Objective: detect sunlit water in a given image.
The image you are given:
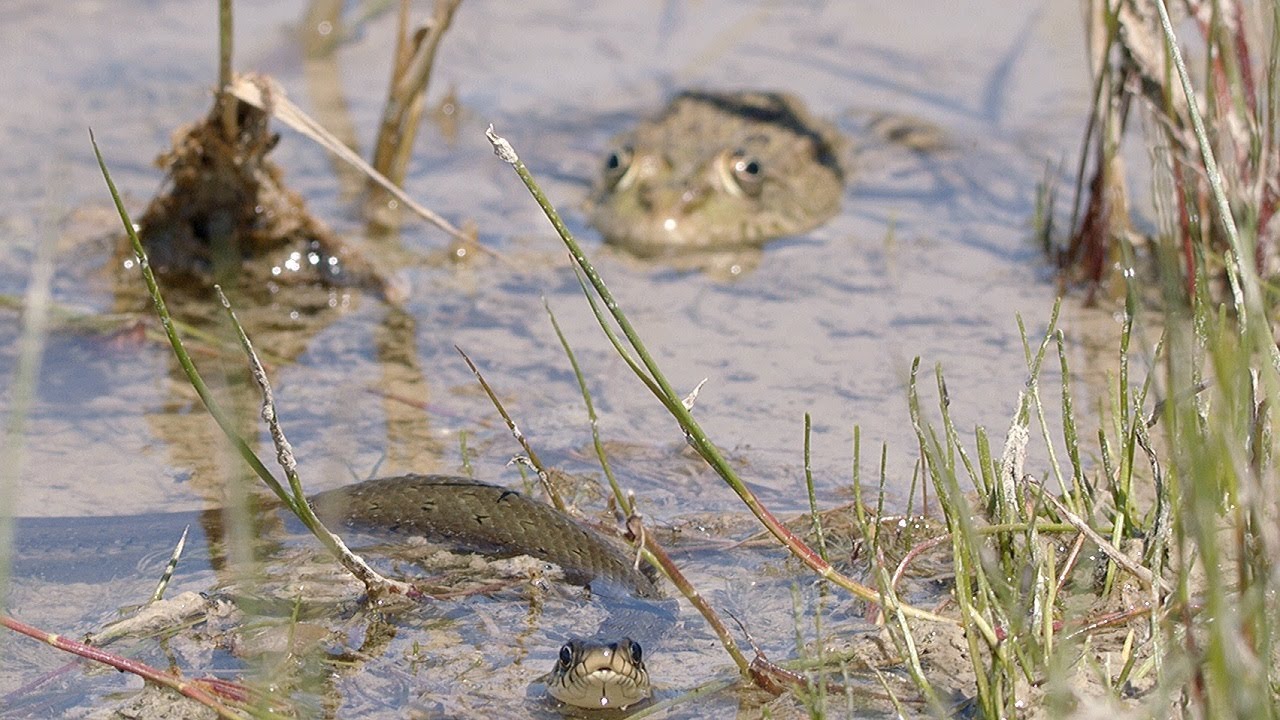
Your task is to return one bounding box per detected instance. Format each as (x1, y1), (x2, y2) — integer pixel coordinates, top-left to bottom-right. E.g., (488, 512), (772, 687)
(0, 1), (1111, 716)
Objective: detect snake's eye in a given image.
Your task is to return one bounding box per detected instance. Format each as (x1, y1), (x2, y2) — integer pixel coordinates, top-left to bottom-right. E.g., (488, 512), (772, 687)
(729, 150), (764, 197)
(629, 641), (643, 665)
(603, 145), (634, 187)
(558, 643), (574, 668)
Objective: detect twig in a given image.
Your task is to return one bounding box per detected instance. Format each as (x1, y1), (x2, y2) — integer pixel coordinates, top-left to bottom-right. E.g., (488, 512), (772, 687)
(634, 514), (751, 677)
(544, 299), (756, 677)
(1040, 490), (1171, 593)
(217, 0), (236, 138)
(1, 613), (248, 720)
(214, 286), (416, 599)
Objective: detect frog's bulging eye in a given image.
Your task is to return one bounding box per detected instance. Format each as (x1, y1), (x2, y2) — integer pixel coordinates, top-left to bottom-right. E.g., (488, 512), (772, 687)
(729, 150), (764, 197)
(603, 146), (634, 187)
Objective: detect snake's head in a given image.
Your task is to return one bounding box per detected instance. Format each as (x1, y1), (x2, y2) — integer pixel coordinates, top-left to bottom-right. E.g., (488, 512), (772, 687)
(546, 637), (651, 710)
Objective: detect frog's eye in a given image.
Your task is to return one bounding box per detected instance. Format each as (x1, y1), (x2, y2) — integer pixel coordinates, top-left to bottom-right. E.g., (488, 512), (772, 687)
(603, 145), (634, 186)
(729, 150), (764, 197)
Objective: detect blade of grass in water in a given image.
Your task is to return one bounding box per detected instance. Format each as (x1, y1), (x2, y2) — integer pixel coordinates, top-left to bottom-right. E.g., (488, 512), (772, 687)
(803, 413), (829, 562)
(0, 199), (57, 599)
(92, 130), (412, 599)
(543, 297), (752, 676)
(542, 297), (628, 511)
(213, 285), (414, 597)
(91, 129), (295, 513)
(454, 345), (566, 512)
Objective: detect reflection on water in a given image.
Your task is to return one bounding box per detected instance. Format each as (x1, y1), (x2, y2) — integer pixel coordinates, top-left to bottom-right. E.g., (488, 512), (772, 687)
(0, 0), (1109, 716)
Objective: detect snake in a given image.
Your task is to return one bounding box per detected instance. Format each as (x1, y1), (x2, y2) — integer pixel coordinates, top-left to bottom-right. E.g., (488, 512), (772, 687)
(311, 474), (665, 709)
(11, 474), (669, 711)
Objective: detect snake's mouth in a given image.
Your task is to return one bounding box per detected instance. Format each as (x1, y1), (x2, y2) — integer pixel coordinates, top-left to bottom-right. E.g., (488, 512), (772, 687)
(546, 638), (651, 710)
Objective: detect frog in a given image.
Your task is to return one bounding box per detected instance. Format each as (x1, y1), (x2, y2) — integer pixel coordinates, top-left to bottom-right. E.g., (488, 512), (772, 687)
(587, 90), (847, 256)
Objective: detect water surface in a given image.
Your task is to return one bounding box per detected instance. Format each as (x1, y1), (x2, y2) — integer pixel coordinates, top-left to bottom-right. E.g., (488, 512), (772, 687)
(0, 1), (1105, 716)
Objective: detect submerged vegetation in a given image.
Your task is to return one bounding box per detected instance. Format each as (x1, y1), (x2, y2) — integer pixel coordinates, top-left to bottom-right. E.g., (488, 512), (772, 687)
(3, 0), (1280, 718)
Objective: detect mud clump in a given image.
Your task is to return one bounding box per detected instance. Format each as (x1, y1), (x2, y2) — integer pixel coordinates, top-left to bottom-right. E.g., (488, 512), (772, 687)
(135, 78), (397, 303)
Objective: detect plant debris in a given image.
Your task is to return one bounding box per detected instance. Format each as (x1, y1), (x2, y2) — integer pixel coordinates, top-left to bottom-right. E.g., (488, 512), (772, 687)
(135, 74), (400, 303)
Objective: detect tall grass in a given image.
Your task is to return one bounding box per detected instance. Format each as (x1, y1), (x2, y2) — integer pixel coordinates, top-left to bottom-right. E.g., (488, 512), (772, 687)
(901, 0), (1280, 715)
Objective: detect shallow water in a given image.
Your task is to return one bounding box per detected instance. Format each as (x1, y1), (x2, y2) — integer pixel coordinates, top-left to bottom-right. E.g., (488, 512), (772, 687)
(0, 0), (1114, 716)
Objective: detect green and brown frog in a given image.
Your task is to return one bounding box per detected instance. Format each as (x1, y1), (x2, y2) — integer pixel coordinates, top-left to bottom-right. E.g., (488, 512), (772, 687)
(588, 91), (847, 256)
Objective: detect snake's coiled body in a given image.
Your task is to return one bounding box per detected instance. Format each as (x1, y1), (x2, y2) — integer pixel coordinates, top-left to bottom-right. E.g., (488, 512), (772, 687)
(311, 474), (660, 599)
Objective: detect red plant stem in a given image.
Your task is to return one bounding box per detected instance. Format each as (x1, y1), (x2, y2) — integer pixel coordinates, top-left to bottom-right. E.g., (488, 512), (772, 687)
(890, 534), (949, 592)
(1229, 1), (1257, 117)
(1173, 157), (1197, 299)
(638, 528), (751, 677)
(1, 613), (247, 719)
